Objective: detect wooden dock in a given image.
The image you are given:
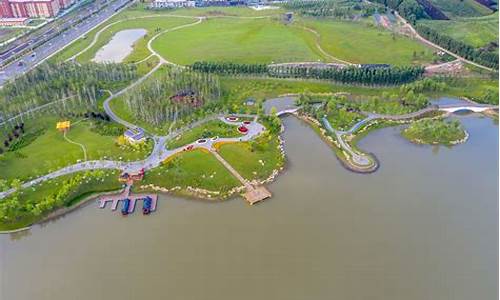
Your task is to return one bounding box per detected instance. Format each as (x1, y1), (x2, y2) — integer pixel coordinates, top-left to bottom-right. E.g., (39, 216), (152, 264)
(244, 185), (272, 205)
(211, 150), (272, 205)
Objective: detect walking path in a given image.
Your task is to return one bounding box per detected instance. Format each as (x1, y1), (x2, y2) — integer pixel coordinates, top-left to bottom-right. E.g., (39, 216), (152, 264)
(321, 103), (498, 170)
(63, 130), (88, 161)
(0, 115), (266, 200)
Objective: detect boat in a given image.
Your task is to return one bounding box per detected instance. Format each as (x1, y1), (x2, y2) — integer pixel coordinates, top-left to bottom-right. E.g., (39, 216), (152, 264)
(121, 199), (130, 215)
(142, 197), (152, 215)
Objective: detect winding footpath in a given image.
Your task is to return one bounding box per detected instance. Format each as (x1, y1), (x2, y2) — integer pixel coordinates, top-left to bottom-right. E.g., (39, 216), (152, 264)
(321, 103), (498, 171)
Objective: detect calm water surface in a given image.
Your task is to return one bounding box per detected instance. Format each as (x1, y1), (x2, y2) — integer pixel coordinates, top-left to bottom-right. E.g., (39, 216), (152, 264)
(93, 29), (146, 63)
(0, 112), (497, 300)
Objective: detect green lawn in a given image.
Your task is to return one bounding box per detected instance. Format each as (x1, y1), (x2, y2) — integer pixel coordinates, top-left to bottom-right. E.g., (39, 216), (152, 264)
(167, 120), (242, 149)
(53, 4), (284, 62)
(421, 12), (498, 48)
(429, 0), (493, 18)
(152, 17), (326, 64)
(140, 149), (240, 194)
(218, 132), (283, 181)
(0, 170), (122, 231)
(124, 3), (285, 18)
(0, 116), (151, 182)
(301, 18), (436, 65)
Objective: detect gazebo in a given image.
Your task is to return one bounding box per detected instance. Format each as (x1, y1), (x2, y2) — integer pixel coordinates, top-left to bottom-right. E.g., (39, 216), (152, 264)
(56, 121), (71, 132)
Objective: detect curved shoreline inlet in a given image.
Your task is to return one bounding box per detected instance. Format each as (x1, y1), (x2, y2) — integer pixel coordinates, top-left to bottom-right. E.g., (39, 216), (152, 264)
(92, 29), (147, 63)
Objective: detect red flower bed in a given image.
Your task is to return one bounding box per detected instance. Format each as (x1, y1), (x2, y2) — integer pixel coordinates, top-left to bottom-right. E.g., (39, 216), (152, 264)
(238, 126), (248, 134)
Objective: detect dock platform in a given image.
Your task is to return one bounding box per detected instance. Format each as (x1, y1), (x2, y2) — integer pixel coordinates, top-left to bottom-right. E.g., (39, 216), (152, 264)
(98, 183), (158, 214)
(244, 185), (272, 205)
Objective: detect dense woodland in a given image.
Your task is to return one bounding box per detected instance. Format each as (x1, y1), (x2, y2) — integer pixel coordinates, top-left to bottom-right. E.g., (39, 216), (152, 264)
(123, 67), (221, 126)
(191, 61), (425, 85)
(0, 62), (138, 126)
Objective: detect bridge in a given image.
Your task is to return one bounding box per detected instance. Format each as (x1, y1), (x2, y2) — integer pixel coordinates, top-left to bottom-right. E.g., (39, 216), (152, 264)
(438, 104), (498, 113)
(275, 108), (300, 117)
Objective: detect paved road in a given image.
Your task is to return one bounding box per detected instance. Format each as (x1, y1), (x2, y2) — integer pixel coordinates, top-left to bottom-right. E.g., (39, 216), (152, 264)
(0, 0), (132, 86)
(394, 11), (496, 72)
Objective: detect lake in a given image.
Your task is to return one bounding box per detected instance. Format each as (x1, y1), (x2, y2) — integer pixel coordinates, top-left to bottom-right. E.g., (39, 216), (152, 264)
(0, 107), (497, 300)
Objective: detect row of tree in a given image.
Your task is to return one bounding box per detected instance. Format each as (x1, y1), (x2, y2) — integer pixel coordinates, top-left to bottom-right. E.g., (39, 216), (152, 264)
(415, 24), (498, 69)
(191, 61), (425, 85)
(123, 67), (221, 127)
(282, 0), (382, 19)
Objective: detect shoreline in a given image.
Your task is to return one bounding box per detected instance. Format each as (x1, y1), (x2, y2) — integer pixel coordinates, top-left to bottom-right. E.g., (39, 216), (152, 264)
(0, 188), (122, 235)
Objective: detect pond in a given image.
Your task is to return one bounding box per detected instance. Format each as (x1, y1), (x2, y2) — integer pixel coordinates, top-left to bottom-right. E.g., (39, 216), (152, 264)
(92, 29), (147, 63)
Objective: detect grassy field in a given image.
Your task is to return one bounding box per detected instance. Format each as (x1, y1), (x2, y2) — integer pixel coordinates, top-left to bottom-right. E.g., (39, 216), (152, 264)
(429, 0), (493, 17)
(0, 170), (122, 231)
(167, 120), (243, 149)
(218, 132), (283, 181)
(153, 17), (325, 64)
(301, 18), (436, 65)
(58, 16), (195, 63)
(140, 149), (240, 194)
(421, 12), (498, 48)
(53, 4), (284, 62)
(123, 3), (285, 17)
(0, 116), (151, 182)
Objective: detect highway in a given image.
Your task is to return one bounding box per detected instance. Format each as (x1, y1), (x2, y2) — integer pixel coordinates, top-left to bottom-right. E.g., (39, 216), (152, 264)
(0, 0), (132, 86)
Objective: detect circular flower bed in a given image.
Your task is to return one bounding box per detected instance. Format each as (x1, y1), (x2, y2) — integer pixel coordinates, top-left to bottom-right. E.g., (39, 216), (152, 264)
(243, 121), (251, 125)
(226, 116), (239, 122)
(238, 126), (249, 134)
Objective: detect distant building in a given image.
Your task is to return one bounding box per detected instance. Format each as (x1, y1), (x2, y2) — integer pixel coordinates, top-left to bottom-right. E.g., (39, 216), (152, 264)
(0, 0), (74, 19)
(0, 16), (28, 25)
(124, 128), (146, 143)
(150, 0), (195, 9)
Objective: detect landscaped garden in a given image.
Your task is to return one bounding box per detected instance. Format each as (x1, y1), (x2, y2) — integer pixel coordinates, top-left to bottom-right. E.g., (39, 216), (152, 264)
(0, 116), (152, 182)
(167, 120), (243, 149)
(138, 149), (241, 198)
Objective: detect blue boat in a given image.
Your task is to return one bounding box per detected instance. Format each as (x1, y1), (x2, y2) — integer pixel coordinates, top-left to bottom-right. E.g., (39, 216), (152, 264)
(142, 197), (152, 215)
(121, 199), (130, 216)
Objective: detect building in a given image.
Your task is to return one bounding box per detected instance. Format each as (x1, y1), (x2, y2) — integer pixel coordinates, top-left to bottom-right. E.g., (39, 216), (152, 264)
(150, 0), (195, 9)
(0, 16), (28, 25)
(0, 0), (73, 19)
(124, 128), (146, 143)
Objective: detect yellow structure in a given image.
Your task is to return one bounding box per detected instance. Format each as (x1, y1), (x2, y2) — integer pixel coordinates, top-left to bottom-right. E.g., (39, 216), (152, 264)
(56, 121), (71, 132)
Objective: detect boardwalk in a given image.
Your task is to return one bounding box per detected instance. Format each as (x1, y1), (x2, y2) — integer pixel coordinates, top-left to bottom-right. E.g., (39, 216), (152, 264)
(211, 150), (271, 205)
